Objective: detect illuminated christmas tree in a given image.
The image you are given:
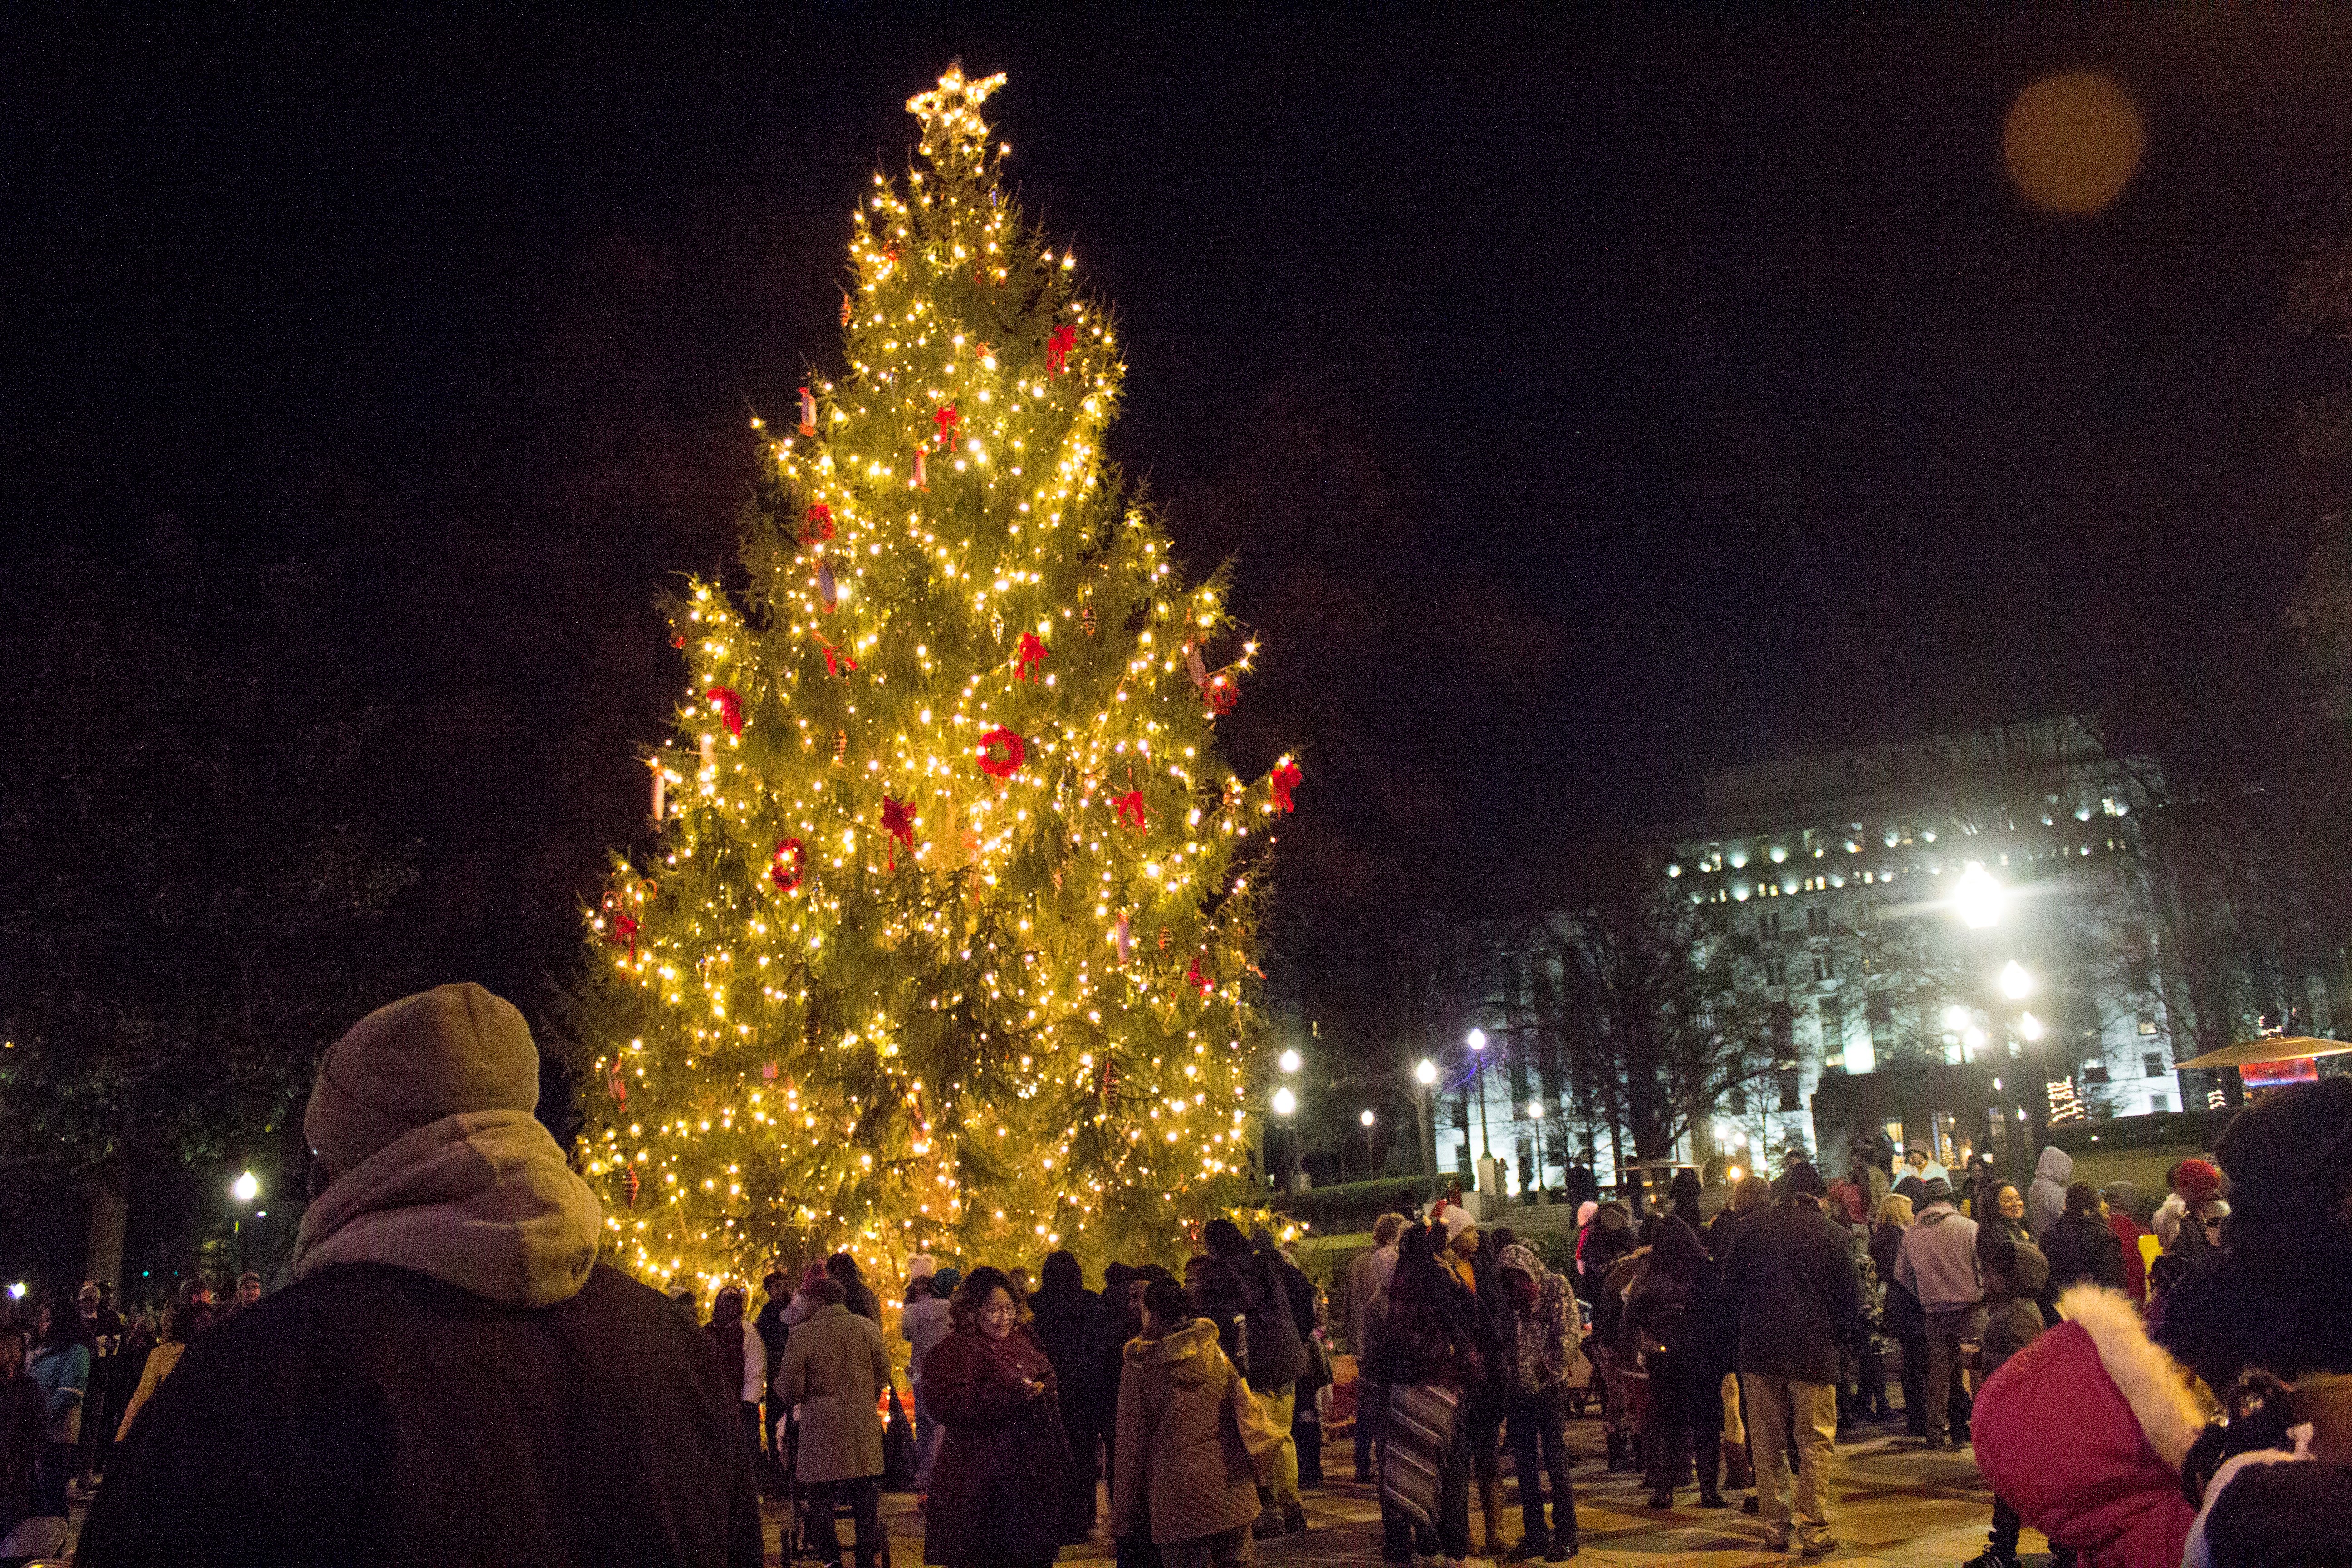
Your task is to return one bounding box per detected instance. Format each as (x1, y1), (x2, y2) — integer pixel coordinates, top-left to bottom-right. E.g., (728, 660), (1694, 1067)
(576, 66), (1296, 1293)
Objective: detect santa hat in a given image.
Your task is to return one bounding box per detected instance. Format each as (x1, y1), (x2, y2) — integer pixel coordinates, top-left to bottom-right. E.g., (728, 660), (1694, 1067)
(1438, 1206), (1476, 1244)
(2173, 1158), (2224, 1208)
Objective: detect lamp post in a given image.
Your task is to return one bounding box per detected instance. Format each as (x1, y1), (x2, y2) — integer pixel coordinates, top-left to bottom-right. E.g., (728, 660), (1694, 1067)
(1360, 1108), (1377, 1182)
(1272, 1086), (1299, 1194)
(1413, 1057), (1439, 1199)
(1526, 1099), (1545, 1196)
(230, 1170), (260, 1276)
(1466, 1028), (1491, 1169)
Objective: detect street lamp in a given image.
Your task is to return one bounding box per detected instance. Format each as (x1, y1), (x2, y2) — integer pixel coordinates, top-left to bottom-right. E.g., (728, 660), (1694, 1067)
(1954, 863), (2004, 928)
(231, 1171), (260, 1205)
(1278, 1048), (1302, 1074)
(1412, 1058), (1439, 1198)
(1271, 1086), (1299, 1193)
(1465, 1028), (1492, 1176)
(1360, 1108), (1377, 1180)
(1999, 960), (2034, 1000)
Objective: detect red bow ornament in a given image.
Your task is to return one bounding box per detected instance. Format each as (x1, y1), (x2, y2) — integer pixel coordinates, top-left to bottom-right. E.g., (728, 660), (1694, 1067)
(1186, 956), (1213, 997)
(1014, 632), (1049, 682)
(1205, 673), (1237, 715)
(769, 837), (806, 894)
(1271, 760), (1302, 814)
(882, 796), (916, 851)
(705, 686), (743, 736)
(1047, 325), (1077, 374)
(607, 1065), (627, 1107)
(802, 504), (835, 544)
(1112, 789), (1147, 832)
(933, 404), (961, 449)
(976, 727), (1025, 779)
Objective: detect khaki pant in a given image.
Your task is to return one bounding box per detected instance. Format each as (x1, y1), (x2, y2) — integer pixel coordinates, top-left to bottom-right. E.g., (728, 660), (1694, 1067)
(1740, 1373), (1837, 1550)
(1720, 1373), (1745, 1445)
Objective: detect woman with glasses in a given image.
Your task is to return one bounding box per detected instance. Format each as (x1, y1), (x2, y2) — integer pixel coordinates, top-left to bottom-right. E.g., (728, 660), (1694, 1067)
(921, 1266), (1072, 1568)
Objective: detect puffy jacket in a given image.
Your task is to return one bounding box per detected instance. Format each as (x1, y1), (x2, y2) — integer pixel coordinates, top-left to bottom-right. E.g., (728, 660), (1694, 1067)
(1494, 1243), (1578, 1396)
(1973, 1285), (2209, 1568)
(2027, 1146), (2074, 1241)
(1109, 1318), (1261, 1548)
(1895, 1202), (1983, 1312)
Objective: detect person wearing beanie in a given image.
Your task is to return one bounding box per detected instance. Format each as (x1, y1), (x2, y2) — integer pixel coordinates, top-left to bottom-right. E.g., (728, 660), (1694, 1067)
(77, 984), (762, 1568)
(1719, 1161), (1861, 1556)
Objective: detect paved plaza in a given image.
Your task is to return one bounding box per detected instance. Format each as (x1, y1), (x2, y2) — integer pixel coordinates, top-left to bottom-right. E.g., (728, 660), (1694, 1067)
(777, 1419), (2066, 1568)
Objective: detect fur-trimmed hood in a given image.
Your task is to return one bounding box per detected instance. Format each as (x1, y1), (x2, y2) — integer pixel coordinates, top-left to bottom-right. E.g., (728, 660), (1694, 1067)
(1973, 1284), (2215, 1568)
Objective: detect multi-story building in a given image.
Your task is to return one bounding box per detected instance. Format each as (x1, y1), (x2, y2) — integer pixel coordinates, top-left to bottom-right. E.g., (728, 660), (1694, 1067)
(1438, 717), (2211, 1196)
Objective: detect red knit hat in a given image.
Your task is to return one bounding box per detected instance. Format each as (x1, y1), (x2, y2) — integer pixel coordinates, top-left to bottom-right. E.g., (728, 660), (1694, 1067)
(2173, 1157), (2224, 1207)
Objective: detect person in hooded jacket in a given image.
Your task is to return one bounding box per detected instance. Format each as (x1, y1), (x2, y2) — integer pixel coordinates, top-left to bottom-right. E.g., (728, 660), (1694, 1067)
(1578, 1202), (1640, 1472)
(1029, 1250), (1111, 1544)
(1625, 1216), (1721, 1512)
(1893, 1176), (1981, 1450)
(1186, 1218), (1307, 1538)
(1973, 1079), (2352, 1568)
(1111, 1278), (1262, 1568)
(2042, 1182), (2127, 1299)
(1963, 1230), (2053, 1568)
(779, 1276), (893, 1568)
(76, 983), (762, 1568)
(1493, 1242), (1580, 1560)
(2025, 1146), (2073, 1242)
(706, 1284), (768, 1470)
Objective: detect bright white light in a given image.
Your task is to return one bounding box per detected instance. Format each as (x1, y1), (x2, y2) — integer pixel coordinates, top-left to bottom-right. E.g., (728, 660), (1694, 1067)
(2019, 1012), (2047, 1042)
(1954, 863), (2004, 928)
(1360, 1109), (1376, 1127)
(231, 1171), (260, 1204)
(1527, 1100), (1545, 1119)
(1466, 1028), (1487, 1052)
(1727, 1166), (1744, 1181)
(1999, 960), (2034, 1000)
(1278, 1049), (1302, 1073)
(2017, 1107), (2029, 1121)
(1272, 1087), (1297, 1117)
(1944, 1005), (1973, 1033)
(1993, 1077), (2004, 1092)
(1964, 1028), (1988, 1052)
(5, 1283), (22, 1302)
(1415, 1058), (1438, 1086)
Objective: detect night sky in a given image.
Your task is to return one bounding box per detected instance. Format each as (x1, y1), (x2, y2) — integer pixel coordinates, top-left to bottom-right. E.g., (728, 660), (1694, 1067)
(6, 10), (2351, 1031)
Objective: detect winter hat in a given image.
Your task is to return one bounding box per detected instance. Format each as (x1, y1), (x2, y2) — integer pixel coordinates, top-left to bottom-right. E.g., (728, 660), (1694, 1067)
(1730, 1175), (1773, 1212)
(1439, 1206), (1477, 1245)
(906, 1254), (937, 1282)
(2103, 1180), (2141, 1215)
(931, 1266), (962, 1297)
(304, 983), (540, 1177)
(1784, 1161), (1828, 1199)
(1921, 1176), (1954, 1201)
(2174, 1158), (2225, 1209)
(1575, 1200), (1599, 1230)
(2215, 1078), (2352, 1225)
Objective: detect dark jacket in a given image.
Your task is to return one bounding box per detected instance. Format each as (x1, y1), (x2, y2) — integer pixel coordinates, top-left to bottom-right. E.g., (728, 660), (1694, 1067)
(1720, 1197), (1863, 1384)
(1977, 1237), (2048, 1377)
(2041, 1210), (2127, 1296)
(1185, 1248), (1305, 1393)
(0, 1368), (40, 1526)
(76, 1262), (762, 1568)
(1869, 1222), (1924, 1339)
(921, 1326), (1070, 1565)
(1027, 1279), (1109, 1421)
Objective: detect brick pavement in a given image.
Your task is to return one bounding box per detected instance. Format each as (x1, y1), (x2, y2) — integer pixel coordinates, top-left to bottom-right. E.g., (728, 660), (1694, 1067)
(770, 1418), (2068, 1567)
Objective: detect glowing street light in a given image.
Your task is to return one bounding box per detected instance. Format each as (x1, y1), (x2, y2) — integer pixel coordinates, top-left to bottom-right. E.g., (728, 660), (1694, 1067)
(2019, 1012), (2047, 1042)
(1271, 1086), (1297, 1117)
(1466, 1028), (1487, 1052)
(1999, 960), (2034, 1000)
(1526, 1099), (1545, 1119)
(1278, 1048), (1302, 1073)
(1954, 863), (2005, 928)
(1944, 1005), (1973, 1033)
(231, 1171), (260, 1205)
(1415, 1058), (1438, 1086)
(1359, 1109), (1376, 1128)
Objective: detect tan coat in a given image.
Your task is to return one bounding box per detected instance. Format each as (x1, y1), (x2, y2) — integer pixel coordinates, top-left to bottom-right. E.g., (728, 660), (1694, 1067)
(776, 1302), (891, 1483)
(1111, 1317), (1262, 1547)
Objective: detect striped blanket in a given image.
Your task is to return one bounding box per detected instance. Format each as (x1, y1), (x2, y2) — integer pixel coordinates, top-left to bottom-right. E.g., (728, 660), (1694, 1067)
(1379, 1381), (1462, 1531)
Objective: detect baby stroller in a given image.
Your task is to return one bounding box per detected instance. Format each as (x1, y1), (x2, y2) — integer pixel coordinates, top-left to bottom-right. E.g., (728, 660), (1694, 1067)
(780, 1396), (898, 1567)
(1562, 1298), (1598, 1418)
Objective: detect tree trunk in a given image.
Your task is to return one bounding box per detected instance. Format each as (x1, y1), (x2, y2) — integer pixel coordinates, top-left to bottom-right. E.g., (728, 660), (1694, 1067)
(84, 1171), (128, 1296)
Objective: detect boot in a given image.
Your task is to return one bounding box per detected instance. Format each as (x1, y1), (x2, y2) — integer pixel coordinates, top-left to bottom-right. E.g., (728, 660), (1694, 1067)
(1480, 1474), (1509, 1554)
(1722, 1441), (1753, 1491)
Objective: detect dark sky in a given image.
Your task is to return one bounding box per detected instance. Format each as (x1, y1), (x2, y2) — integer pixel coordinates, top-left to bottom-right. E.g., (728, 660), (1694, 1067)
(5, 8), (2350, 1017)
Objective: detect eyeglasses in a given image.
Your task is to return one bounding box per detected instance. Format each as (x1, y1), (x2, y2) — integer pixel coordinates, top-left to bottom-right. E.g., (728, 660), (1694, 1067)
(978, 1302), (1016, 1318)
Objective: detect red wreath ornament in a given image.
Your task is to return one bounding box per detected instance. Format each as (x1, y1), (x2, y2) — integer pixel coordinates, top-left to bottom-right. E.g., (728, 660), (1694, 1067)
(769, 837), (806, 894)
(705, 686), (743, 737)
(976, 727), (1025, 779)
(802, 504), (835, 544)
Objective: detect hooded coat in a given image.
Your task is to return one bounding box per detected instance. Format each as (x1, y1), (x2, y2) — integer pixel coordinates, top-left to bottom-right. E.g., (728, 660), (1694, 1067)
(776, 1302), (892, 1484)
(1493, 1243), (1579, 1399)
(1109, 1318), (1262, 1548)
(2027, 1146), (2074, 1240)
(77, 1112), (760, 1568)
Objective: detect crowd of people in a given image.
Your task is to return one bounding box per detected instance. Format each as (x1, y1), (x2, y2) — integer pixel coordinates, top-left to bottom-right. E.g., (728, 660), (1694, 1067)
(16, 981), (2352, 1568)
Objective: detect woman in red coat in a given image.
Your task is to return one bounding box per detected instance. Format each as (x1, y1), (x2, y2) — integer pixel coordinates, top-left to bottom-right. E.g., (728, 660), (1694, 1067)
(921, 1267), (1072, 1567)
